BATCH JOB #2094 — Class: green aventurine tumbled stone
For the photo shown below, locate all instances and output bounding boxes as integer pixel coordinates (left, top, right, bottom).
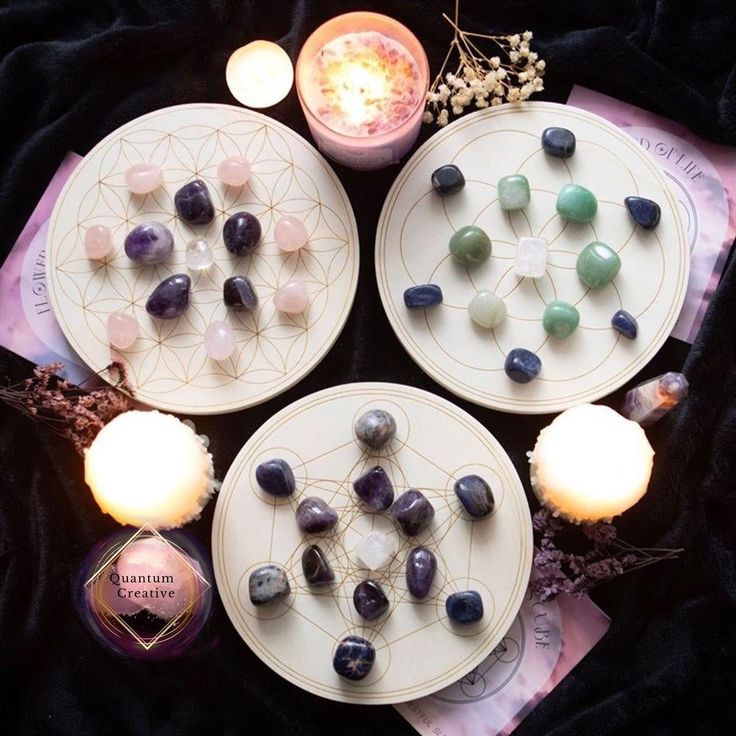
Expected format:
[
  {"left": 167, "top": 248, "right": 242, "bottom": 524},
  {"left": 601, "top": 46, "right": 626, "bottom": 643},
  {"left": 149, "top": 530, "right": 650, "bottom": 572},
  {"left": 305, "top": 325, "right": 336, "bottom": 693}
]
[
  {"left": 556, "top": 184, "right": 598, "bottom": 223},
  {"left": 576, "top": 242, "right": 621, "bottom": 288},
  {"left": 543, "top": 300, "right": 580, "bottom": 338},
  {"left": 498, "top": 175, "right": 530, "bottom": 210},
  {"left": 449, "top": 226, "right": 492, "bottom": 266}
]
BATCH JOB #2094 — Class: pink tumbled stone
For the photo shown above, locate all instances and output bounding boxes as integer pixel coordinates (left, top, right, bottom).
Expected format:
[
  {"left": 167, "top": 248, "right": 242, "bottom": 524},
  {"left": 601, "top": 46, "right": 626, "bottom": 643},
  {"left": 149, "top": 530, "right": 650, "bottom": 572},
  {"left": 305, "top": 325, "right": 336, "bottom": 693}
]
[
  {"left": 125, "top": 162, "right": 163, "bottom": 194},
  {"left": 274, "top": 215, "right": 308, "bottom": 252},
  {"left": 84, "top": 225, "right": 113, "bottom": 259},
  {"left": 217, "top": 156, "right": 251, "bottom": 187},
  {"left": 274, "top": 280, "right": 309, "bottom": 314},
  {"left": 204, "top": 321, "right": 236, "bottom": 361},
  {"left": 106, "top": 312, "right": 139, "bottom": 349}
]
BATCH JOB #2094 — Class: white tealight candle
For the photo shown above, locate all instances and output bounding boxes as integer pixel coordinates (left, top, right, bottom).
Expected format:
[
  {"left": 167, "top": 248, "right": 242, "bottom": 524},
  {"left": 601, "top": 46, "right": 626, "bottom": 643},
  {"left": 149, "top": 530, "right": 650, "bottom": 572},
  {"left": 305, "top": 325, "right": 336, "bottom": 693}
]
[
  {"left": 84, "top": 411, "right": 216, "bottom": 529},
  {"left": 226, "top": 40, "right": 294, "bottom": 108},
  {"left": 529, "top": 404, "right": 654, "bottom": 523}
]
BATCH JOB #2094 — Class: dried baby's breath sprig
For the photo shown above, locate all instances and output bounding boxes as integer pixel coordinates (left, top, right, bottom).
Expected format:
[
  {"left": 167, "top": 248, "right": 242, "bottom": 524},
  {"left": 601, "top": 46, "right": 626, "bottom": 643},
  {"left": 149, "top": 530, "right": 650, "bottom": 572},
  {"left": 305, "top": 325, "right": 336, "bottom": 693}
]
[{"left": 424, "top": 1, "right": 546, "bottom": 126}]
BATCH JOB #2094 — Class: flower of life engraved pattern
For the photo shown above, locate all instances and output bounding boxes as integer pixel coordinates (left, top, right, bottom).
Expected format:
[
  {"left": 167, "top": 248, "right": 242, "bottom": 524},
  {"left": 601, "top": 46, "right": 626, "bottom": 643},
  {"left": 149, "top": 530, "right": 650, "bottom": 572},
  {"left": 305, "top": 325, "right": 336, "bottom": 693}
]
[{"left": 47, "top": 105, "right": 358, "bottom": 413}]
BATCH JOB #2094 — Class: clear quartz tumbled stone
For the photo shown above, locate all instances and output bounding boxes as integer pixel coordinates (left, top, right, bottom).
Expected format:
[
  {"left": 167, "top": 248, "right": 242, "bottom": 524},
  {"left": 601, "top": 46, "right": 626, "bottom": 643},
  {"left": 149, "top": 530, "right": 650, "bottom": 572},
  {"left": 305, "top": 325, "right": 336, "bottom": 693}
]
[
  {"left": 514, "top": 237, "right": 548, "bottom": 278},
  {"left": 354, "top": 532, "right": 398, "bottom": 571},
  {"left": 185, "top": 238, "right": 214, "bottom": 271}
]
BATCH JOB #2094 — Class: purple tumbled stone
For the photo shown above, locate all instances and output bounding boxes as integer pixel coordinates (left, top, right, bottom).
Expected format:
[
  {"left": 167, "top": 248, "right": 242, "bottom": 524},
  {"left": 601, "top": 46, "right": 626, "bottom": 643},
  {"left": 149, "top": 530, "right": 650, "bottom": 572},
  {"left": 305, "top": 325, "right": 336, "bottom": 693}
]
[
  {"left": 622, "top": 371, "right": 689, "bottom": 427},
  {"left": 406, "top": 547, "right": 436, "bottom": 598},
  {"left": 223, "top": 275, "right": 258, "bottom": 310},
  {"left": 296, "top": 496, "right": 338, "bottom": 533},
  {"left": 301, "top": 544, "right": 335, "bottom": 586},
  {"left": 353, "top": 580, "right": 389, "bottom": 620},
  {"left": 174, "top": 180, "right": 215, "bottom": 225},
  {"left": 145, "top": 273, "right": 191, "bottom": 319},
  {"left": 352, "top": 466, "right": 394, "bottom": 511},
  {"left": 223, "top": 211, "right": 262, "bottom": 255},
  {"left": 392, "top": 489, "right": 435, "bottom": 536},
  {"left": 124, "top": 222, "right": 174, "bottom": 264}
]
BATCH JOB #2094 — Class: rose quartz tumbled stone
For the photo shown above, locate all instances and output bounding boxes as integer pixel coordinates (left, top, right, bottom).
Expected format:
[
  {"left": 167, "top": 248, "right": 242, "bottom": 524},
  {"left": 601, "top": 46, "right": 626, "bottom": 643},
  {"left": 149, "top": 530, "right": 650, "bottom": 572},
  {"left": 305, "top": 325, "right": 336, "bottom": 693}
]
[
  {"left": 106, "top": 312, "right": 139, "bottom": 349},
  {"left": 217, "top": 156, "right": 251, "bottom": 187},
  {"left": 84, "top": 225, "right": 113, "bottom": 260},
  {"left": 125, "top": 162, "right": 163, "bottom": 194},
  {"left": 204, "top": 321, "right": 236, "bottom": 361},
  {"left": 274, "top": 280, "right": 309, "bottom": 314},
  {"left": 274, "top": 215, "right": 308, "bottom": 252}
]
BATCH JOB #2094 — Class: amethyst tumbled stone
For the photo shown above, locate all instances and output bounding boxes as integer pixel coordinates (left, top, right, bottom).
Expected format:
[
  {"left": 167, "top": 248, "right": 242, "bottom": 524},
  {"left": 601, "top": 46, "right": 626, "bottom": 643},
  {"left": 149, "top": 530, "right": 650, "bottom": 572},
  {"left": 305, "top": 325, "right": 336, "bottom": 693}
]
[
  {"left": 145, "top": 273, "right": 191, "bottom": 319},
  {"left": 354, "top": 409, "right": 396, "bottom": 450},
  {"left": 353, "top": 580, "right": 389, "bottom": 620},
  {"left": 392, "top": 489, "right": 435, "bottom": 536},
  {"left": 174, "top": 180, "right": 215, "bottom": 225},
  {"left": 124, "top": 221, "right": 174, "bottom": 264},
  {"left": 406, "top": 547, "right": 437, "bottom": 598},
  {"left": 296, "top": 496, "right": 338, "bottom": 533},
  {"left": 255, "top": 458, "right": 295, "bottom": 497},
  {"left": 454, "top": 474, "right": 495, "bottom": 518},
  {"left": 333, "top": 635, "right": 375, "bottom": 681},
  {"left": 353, "top": 466, "right": 394, "bottom": 511},
  {"left": 223, "top": 211, "right": 262, "bottom": 255},
  {"left": 301, "top": 544, "right": 335, "bottom": 586},
  {"left": 223, "top": 275, "right": 258, "bottom": 310}
]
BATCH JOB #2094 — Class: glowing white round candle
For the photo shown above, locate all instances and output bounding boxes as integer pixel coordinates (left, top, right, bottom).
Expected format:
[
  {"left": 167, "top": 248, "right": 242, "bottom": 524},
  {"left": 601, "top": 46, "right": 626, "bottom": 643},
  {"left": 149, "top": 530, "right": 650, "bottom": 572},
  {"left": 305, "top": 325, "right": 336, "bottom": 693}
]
[
  {"left": 529, "top": 404, "right": 654, "bottom": 523},
  {"left": 84, "top": 411, "right": 216, "bottom": 529},
  {"left": 226, "top": 40, "right": 294, "bottom": 108}
]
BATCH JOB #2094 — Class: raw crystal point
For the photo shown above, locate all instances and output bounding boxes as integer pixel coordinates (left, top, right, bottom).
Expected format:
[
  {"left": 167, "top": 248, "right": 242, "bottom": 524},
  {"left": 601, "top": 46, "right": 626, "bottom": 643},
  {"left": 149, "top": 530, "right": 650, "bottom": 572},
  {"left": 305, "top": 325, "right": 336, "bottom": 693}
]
[
  {"left": 223, "top": 275, "right": 258, "bottom": 310},
  {"left": 333, "top": 635, "right": 375, "bottom": 681},
  {"left": 274, "top": 280, "right": 309, "bottom": 314},
  {"left": 354, "top": 409, "right": 396, "bottom": 450},
  {"left": 353, "top": 580, "right": 389, "bottom": 620},
  {"left": 454, "top": 474, "right": 495, "bottom": 518},
  {"left": 498, "top": 174, "right": 530, "bottom": 210},
  {"left": 354, "top": 532, "right": 398, "bottom": 571},
  {"left": 541, "top": 127, "right": 576, "bottom": 158},
  {"left": 185, "top": 238, "right": 214, "bottom": 271},
  {"left": 504, "top": 348, "right": 542, "bottom": 383},
  {"left": 353, "top": 466, "right": 395, "bottom": 511},
  {"left": 556, "top": 183, "right": 598, "bottom": 223},
  {"left": 431, "top": 164, "right": 465, "bottom": 196},
  {"left": 248, "top": 564, "right": 290, "bottom": 605},
  {"left": 145, "top": 273, "right": 191, "bottom": 319},
  {"left": 84, "top": 225, "right": 113, "bottom": 260},
  {"left": 301, "top": 544, "right": 335, "bottom": 585},
  {"left": 223, "top": 211, "right": 262, "bottom": 255},
  {"left": 218, "top": 156, "right": 251, "bottom": 187},
  {"left": 124, "top": 222, "right": 174, "bottom": 264},
  {"left": 125, "top": 162, "right": 163, "bottom": 194},
  {"left": 274, "top": 215, "right": 309, "bottom": 252},
  {"left": 255, "top": 458, "right": 296, "bottom": 497},
  {"left": 543, "top": 300, "right": 580, "bottom": 339},
  {"left": 622, "top": 372, "right": 689, "bottom": 427},
  {"left": 392, "top": 489, "right": 435, "bottom": 536},
  {"left": 449, "top": 225, "right": 492, "bottom": 266},
  {"left": 296, "top": 496, "right": 338, "bottom": 533},
  {"left": 577, "top": 242, "right": 621, "bottom": 289},
  {"left": 468, "top": 290, "right": 506, "bottom": 328},
  {"left": 106, "top": 312, "right": 139, "bottom": 349},
  {"left": 625, "top": 196, "right": 661, "bottom": 230},
  {"left": 175, "top": 180, "right": 215, "bottom": 225},
  {"left": 611, "top": 309, "right": 638, "bottom": 339},
  {"left": 404, "top": 284, "right": 443, "bottom": 309},
  {"left": 514, "top": 237, "right": 548, "bottom": 278},
  {"left": 204, "top": 321, "right": 236, "bottom": 361},
  {"left": 406, "top": 547, "right": 436, "bottom": 598},
  {"left": 446, "top": 590, "right": 484, "bottom": 623}
]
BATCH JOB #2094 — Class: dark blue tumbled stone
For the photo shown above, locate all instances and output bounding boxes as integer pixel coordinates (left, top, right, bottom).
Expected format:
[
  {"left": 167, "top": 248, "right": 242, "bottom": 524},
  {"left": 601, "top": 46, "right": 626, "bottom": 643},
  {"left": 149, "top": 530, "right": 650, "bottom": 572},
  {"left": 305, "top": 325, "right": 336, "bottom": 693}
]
[
  {"left": 431, "top": 164, "right": 465, "bottom": 196},
  {"left": 333, "top": 635, "right": 375, "bottom": 681},
  {"left": 446, "top": 590, "right": 484, "bottom": 623},
  {"left": 353, "top": 466, "right": 394, "bottom": 511},
  {"left": 301, "top": 544, "right": 335, "bottom": 585},
  {"left": 454, "top": 474, "right": 495, "bottom": 518},
  {"left": 255, "top": 458, "right": 295, "bottom": 497},
  {"left": 541, "top": 127, "right": 576, "bottom": 158},
  {"left": 353, "top": 580, "right": 389, "bottom": 620},
  {"left": 611, "top": 309, "right": 638, "bottom": 340},
  {"left": 392, "top": 489, "right": 435, "bottom": 536},
  {"left": 223, "top": 211, "right": 262, "bottom": 255},
  {"left": 404, "top": 284, "right": 443, "bottom": 310},
  {"left": 504, "top": 348, "right": 542, "bottom": 383},
  {"left": 624, "top": 196, "right": 661, "bottom": 230},
  {"left": 174, "top": 180, "right": 215, "bottom": 225},
  {"left": 406, "top": 547, "right": 437, "bottom": 598},
  {"left": 145, "top": 273, "right": 191, "bottom": 319},
  {"left": 223, "top": 275, "right": 258, "bottom": 310}
]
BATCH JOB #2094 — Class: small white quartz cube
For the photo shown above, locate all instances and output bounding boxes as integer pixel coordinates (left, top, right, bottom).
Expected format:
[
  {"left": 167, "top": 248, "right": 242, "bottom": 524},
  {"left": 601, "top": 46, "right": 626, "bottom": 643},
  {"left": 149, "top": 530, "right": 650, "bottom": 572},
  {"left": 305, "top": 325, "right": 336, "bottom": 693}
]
[{"left": 515, "top": 237, "right": 548, "bottom": 278}]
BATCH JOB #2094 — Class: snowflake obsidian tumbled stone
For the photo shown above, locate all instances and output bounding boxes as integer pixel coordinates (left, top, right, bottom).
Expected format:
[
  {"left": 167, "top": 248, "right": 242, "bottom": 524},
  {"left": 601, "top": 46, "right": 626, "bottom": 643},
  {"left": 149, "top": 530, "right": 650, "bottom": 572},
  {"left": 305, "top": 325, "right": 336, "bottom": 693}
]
[
  {"left": 431, "top": 164, "right": 465, "bottom": 196},
  {"left": 255, "top": 458, "right": 295, "bottom": 497},
  {"left": 446, "top": 590, "right": 484, "bottom": 623},
  {"left": 541, "top": 127, "right": 576, "bottom": 158},
  {"left": 249, "top": 564, "right": 290, "bottom": 605},
  {"left": 174, "top": 179, "right": 215, "bottom": 225},
  {"left": 353, "top": 466, "right": 394, "bottom": 511},
  {"left": 145, "top": 273, "right": 191, "bottom": 319},
  {"left": 353, "top": 579, "right": 390, "bottom": 620},
  {"left": 392, "top": 489, "right": 435, "bottom": 535},
  {"left": 333, "top": 635, "right": 375, "bottom": 681},
  {"left": 223, "top": 211, "right": 262, "bottom": 255},
  {"left": 354, "top": 409, "right": 396, "bottom": 450},
  {"left": 124, "top": 222, "right": 174, "bottom": 264},
  {"left": 454, "top": 474, "right": 495, "bottom": 518}
]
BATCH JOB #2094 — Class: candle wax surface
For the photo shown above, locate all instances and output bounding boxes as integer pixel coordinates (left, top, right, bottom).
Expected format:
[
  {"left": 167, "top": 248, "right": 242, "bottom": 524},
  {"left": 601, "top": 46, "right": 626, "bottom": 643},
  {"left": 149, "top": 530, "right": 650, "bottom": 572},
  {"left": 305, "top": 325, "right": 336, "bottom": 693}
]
[{"left": 310, "top": 31, "right": 420, "bottom": 137}]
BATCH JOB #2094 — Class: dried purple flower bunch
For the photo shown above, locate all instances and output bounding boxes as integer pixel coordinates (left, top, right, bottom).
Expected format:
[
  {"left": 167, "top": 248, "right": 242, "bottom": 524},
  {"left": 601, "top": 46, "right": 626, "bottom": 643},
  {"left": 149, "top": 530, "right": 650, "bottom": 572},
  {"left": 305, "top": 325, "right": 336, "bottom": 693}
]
[
  {"left": 531, "top": 508, "right": 682, "bottom": 602},
  {"left": 0, "top": 362, "right": 132, "bottom": 455}
]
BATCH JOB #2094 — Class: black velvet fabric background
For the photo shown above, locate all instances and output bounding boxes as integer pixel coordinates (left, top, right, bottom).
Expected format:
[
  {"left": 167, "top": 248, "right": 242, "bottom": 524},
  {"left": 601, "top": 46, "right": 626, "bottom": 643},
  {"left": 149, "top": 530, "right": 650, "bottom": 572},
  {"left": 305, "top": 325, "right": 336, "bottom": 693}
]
[{"left": 1, "top": 1, "right": 735, "bottom": 734}]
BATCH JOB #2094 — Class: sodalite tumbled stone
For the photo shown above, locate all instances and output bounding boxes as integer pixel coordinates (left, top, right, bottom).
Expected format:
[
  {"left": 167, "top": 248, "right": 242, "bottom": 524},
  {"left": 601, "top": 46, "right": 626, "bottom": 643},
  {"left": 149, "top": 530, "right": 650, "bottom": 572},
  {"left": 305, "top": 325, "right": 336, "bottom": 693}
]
[
  {"left": 541, "top": 127, "right": 576, "bottom": 158},
  {"left": 145, "top": 274, "right": 191, "bottom": 319},
  {"left": 446, "top": 590, "right": 484, "bottom": 623},
  {"left": 404, "top": 284, "right": 443, "bottom": 309},
  {"left": 431, "top": 164, "right": 465, "bottom": 196},
  {"left": 556, "top": 184, "right": 598, "bottom": 223},
  {"left": 302, "top": 544, "right": 335, "bottom": 585},
  {"left": 354, "top": 409, "right": 396, "bottom": 450},
  {"left": 392, "top": 489, "right": 435, "bottom": 535},
  {"left": 454, "top": 474, "right": 495, "bottom": 518},
  {"left": 497, "top": 174, "right": 530, "bottom": 210},
  {"left": 611, "top": 309, "right": 638, "bottom": 339},
  {"left": 223, "top": 211, "right": 262, "bottom": 255},
  {"left": 174, "top": 180, "right": 215, "bottom": 225},
  {"left": 124, "top": 222, "right": 174, "bottom": 264},
  {"left": 296, "top": 496, "right": 338, "bottom": 533},
  {"left": 468, "top": 289, "right": 506, "bottom": 328},
  {"left": 625, "top": 196, "right": 661, "bottom": 229},
  {"left": 577, "top": 242, "right": 621, "bottom": 289},
  {"left": 449, "top": 225, "right": 492, "bottom": 266},
  {"left": 353, "top": 466, "right": 394, "bottom": 511},
  {"left": 249, "top": 564, "right": 290, "bottom": 605},
  {"left": 255, "top": 458, "right": 295, "bottom": 497},
  {"left": 504, "top": 348, "right": 542, "bottom": 383},
  {"left": 543, "top": 300, "right": 580, "bottom": 339},
  {"left": 223, "top": 275, "right": 258, "bottom": 310},
  {"left": 406, "top": 547, "right": 436, "bottom": 598},
  {"left": 353, "top": 580, "right": 389, "bottom": 620},
  {"left": 333, "top": 635, "right": 375, "bottom": 681}
]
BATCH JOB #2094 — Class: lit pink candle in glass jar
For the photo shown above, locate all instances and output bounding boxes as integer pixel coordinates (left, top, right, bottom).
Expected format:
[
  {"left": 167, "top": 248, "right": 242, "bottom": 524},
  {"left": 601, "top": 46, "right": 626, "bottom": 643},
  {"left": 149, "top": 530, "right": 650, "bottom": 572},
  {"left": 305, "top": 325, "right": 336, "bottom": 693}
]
[{"left": 296, "top": 12, "right": 429, "bottom": 171}]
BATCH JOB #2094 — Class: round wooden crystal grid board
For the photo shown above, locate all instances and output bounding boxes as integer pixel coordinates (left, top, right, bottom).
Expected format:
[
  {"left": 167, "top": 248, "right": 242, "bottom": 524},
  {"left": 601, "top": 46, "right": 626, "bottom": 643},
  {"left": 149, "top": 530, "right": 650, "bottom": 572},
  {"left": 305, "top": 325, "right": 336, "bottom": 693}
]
[
  {"left": 212, "top": 383, "right": 533, "bottom": 705},
  {"left": 376, "top": 102, "right": 689, "bottom": 413},
  {"left": 46, "top": 104, "right": 359, "bottom": 414}
]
